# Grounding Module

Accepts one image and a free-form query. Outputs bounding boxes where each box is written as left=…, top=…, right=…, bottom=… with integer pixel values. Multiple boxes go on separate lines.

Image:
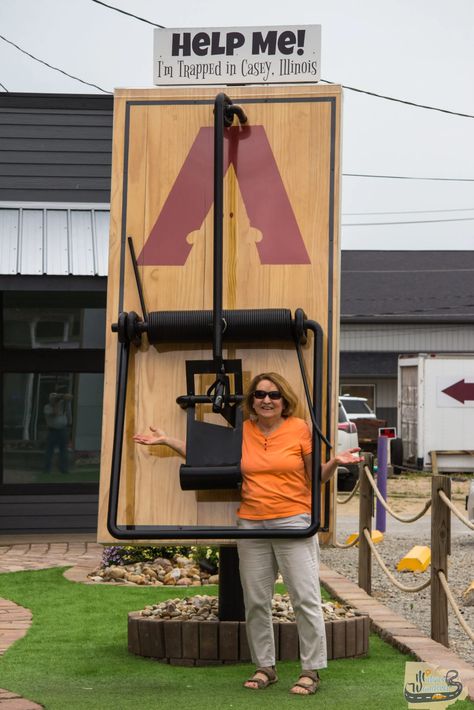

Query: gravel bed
left=320, top=533, right=474, bottom=665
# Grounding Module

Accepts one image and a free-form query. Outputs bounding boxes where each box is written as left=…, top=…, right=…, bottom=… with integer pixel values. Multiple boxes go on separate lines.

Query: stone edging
left=127, top=613, right=370, bottom=665
left=0, top=599, right=43, bottom=709
left=319, top=563, right=474, bottom=701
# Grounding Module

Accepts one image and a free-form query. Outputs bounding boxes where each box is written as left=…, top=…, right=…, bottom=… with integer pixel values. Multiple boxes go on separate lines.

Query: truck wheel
left=390, top=438, right=403, bottom=473
left=337, top=465, right=359, bottom=492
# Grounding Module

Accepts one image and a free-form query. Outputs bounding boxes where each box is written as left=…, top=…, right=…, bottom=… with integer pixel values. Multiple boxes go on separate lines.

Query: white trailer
left=398, top=354, right=474, bottom=472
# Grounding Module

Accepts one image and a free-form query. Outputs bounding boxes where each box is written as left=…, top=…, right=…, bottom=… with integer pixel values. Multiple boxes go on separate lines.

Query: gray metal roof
left=0, top=202, right=109, bottom=276
left=341, top=250, right=474, bottom=323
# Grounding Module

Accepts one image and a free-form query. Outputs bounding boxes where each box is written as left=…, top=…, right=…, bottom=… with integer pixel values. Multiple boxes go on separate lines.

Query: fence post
left=358, top=460, right=373, bottom=594
left=431, top=474, right=451, bottom=646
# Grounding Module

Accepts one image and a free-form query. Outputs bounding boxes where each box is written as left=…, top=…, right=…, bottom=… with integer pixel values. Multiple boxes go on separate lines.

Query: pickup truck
left=339, top=395, right=385, bottom=452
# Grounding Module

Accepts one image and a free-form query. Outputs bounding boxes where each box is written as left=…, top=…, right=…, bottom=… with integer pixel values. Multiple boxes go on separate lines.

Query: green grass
left=0, top=568, right=470, bottom=710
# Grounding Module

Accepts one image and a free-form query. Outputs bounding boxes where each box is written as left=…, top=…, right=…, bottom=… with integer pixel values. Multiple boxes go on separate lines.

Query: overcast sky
left=0, top=0, right=473, bottom=250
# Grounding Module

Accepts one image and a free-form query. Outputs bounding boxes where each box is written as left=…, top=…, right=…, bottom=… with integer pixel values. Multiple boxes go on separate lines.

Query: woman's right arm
left=133, top=426, right=186, bottom=458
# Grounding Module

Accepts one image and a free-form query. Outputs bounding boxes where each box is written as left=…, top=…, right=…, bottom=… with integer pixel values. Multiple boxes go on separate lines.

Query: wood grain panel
left=98, top=84, right=341, bottom=544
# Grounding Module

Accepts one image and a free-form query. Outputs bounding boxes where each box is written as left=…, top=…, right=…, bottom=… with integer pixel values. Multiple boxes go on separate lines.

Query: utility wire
left=342, top=217, right=474, bottom=226
left=320, top=79, right=474, bottom=119
left=343, top=173, right=474, bottom=182
left=0, top=33, right=112, bottom=94
left=0, top=30, right=471, bottom=185
left=343, top=207, right=474, bottom=216
left=0, top=80, right=8, bottom=92
left=89, top=1, right=474, bottom=120
left=91, top=0, right=164, bottom=27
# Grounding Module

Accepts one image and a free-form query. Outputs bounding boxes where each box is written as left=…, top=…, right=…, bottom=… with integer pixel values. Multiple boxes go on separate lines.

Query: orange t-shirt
left=238, top=417, right=312, bottom=520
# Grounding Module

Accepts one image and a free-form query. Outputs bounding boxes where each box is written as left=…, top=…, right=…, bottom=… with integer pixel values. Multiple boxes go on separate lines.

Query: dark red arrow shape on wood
left=442, top=379, right=474, bottom=404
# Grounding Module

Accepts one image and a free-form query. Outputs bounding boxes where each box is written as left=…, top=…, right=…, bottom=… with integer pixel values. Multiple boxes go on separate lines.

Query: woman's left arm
left=304, top=448, right=362, bottom=484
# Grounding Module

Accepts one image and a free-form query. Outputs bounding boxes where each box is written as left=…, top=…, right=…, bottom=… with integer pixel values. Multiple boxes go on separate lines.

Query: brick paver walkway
left=0, top=540, right=102, bottom=708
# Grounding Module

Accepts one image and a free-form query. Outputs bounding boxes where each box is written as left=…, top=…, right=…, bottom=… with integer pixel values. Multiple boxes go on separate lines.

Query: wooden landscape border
left=128, top=612, right=369, bottom=665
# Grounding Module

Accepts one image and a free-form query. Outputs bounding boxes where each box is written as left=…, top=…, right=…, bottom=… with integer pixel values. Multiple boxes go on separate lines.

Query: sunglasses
left=253, top=390, right=282, bottom=400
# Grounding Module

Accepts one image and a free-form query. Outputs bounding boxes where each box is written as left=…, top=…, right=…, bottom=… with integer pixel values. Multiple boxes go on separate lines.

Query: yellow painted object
left=345, top=530, right=384, bottom=546
left=397, top=545, right=431, bottom=573
left=461, top=580, right=474, bottom=606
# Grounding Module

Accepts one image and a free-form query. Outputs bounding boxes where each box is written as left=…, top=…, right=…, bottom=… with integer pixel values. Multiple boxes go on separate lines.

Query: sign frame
left=153, top=25, right=321, bottom=86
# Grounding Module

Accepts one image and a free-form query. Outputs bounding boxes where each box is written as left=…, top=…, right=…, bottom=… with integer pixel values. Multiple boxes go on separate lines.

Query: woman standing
left=133, top=372, right=361, bottom=695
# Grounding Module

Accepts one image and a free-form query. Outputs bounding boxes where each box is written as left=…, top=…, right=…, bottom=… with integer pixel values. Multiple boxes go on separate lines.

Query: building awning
left=0, top=202, right=109, bottom=277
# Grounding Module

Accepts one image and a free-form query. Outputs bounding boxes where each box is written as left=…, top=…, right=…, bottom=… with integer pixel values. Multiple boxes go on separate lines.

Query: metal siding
left=19, top=209, right=43, bottom=274
left=93, top=210, right=109, bottom=277
left=70, top=210, right=94, bottom=275
left=45, top=210, right=69, bottom=275
left=341, top=324, right=474, bottom=352
left=0, top=97, right=112, bottom=203
left=0, top=209, right=19, bottom=273
left=373, top=378, right=397, bottom=408
left=0, top=204, right=109, bottom=276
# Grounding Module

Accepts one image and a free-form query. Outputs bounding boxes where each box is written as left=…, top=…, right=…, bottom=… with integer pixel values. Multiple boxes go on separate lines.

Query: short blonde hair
left=243, top=372, right=298, bottom=419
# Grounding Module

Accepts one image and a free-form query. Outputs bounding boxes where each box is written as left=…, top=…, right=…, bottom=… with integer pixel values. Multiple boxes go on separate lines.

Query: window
left=0, top=289, right=105, bottom=493
left=3, top=372, right=103, bottom=486
left=3, top=292, right=105, bottom=349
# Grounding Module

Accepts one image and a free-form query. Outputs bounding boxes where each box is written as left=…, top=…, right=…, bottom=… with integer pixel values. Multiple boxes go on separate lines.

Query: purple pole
left=375, top=436, right=388, bottom=533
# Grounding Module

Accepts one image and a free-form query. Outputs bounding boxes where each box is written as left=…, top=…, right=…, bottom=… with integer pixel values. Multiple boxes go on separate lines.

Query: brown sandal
left=244, top=666, right=278, bottom=690
left=290, top=670, right=320, bottom=695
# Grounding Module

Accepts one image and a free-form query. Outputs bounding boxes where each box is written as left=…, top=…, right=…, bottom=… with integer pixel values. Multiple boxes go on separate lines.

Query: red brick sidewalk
left=0, top=538, right=102, bottom=708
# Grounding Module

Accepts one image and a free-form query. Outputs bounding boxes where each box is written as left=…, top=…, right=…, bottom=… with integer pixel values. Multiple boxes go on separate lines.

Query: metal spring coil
left=146, top=308, right=294, bottom=343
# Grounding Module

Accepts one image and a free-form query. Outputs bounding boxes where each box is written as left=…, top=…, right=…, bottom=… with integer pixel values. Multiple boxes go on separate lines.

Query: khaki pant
left=237, top=513, right=327, bottom=670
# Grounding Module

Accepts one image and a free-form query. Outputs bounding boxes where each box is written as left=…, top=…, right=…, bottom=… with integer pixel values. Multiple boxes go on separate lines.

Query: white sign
left=153, top=25, right=321, bottom=86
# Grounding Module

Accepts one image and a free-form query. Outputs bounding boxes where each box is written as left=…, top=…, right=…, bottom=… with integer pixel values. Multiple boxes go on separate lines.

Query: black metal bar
left=106, top=315, right=324, bottom=540
left=300, top=320, right=324, bottom=534
left=105, top=523, right=320, bottom=540
left=213, top=93, right=227, bottom=365
left=127, top=236, right=148, bottom=321
left=295, top=332, right=331, bottom=449
left=218, top=546, right=245, bottom=621
left=176, top=394, right=243, bottom=407
left=305, top=320, right=330, bottom=533
left=107, top=341, right=130, bottom=537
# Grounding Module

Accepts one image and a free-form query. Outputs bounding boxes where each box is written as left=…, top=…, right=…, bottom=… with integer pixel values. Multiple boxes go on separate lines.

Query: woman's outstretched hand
left=334, top=447, right=363, bottom=466
left=133, top=427, right=186, bottom=457
left=320, top=447, right=363, bottom=483
left=133, top=426, right=168, bottom=446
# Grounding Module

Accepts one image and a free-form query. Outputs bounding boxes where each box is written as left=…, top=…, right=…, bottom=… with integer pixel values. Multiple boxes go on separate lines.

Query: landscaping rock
left=135, top=593, right=357, bottom=623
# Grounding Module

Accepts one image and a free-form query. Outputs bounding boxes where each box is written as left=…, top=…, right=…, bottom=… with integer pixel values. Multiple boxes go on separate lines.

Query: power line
left=320, top=79, right=474, bottom=119
left=0, top=80, right=8, bottom=92
left=88, top=2, right=474, bottom=120
left=342, top=207, right=474, bottom=216
left=0, top=33, right=112, bottom=94
left=343, top=173, right=474, bottom=182
left=342, top=217, right=474, bottom=227
left=91, top=0, right=164, bottom=27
